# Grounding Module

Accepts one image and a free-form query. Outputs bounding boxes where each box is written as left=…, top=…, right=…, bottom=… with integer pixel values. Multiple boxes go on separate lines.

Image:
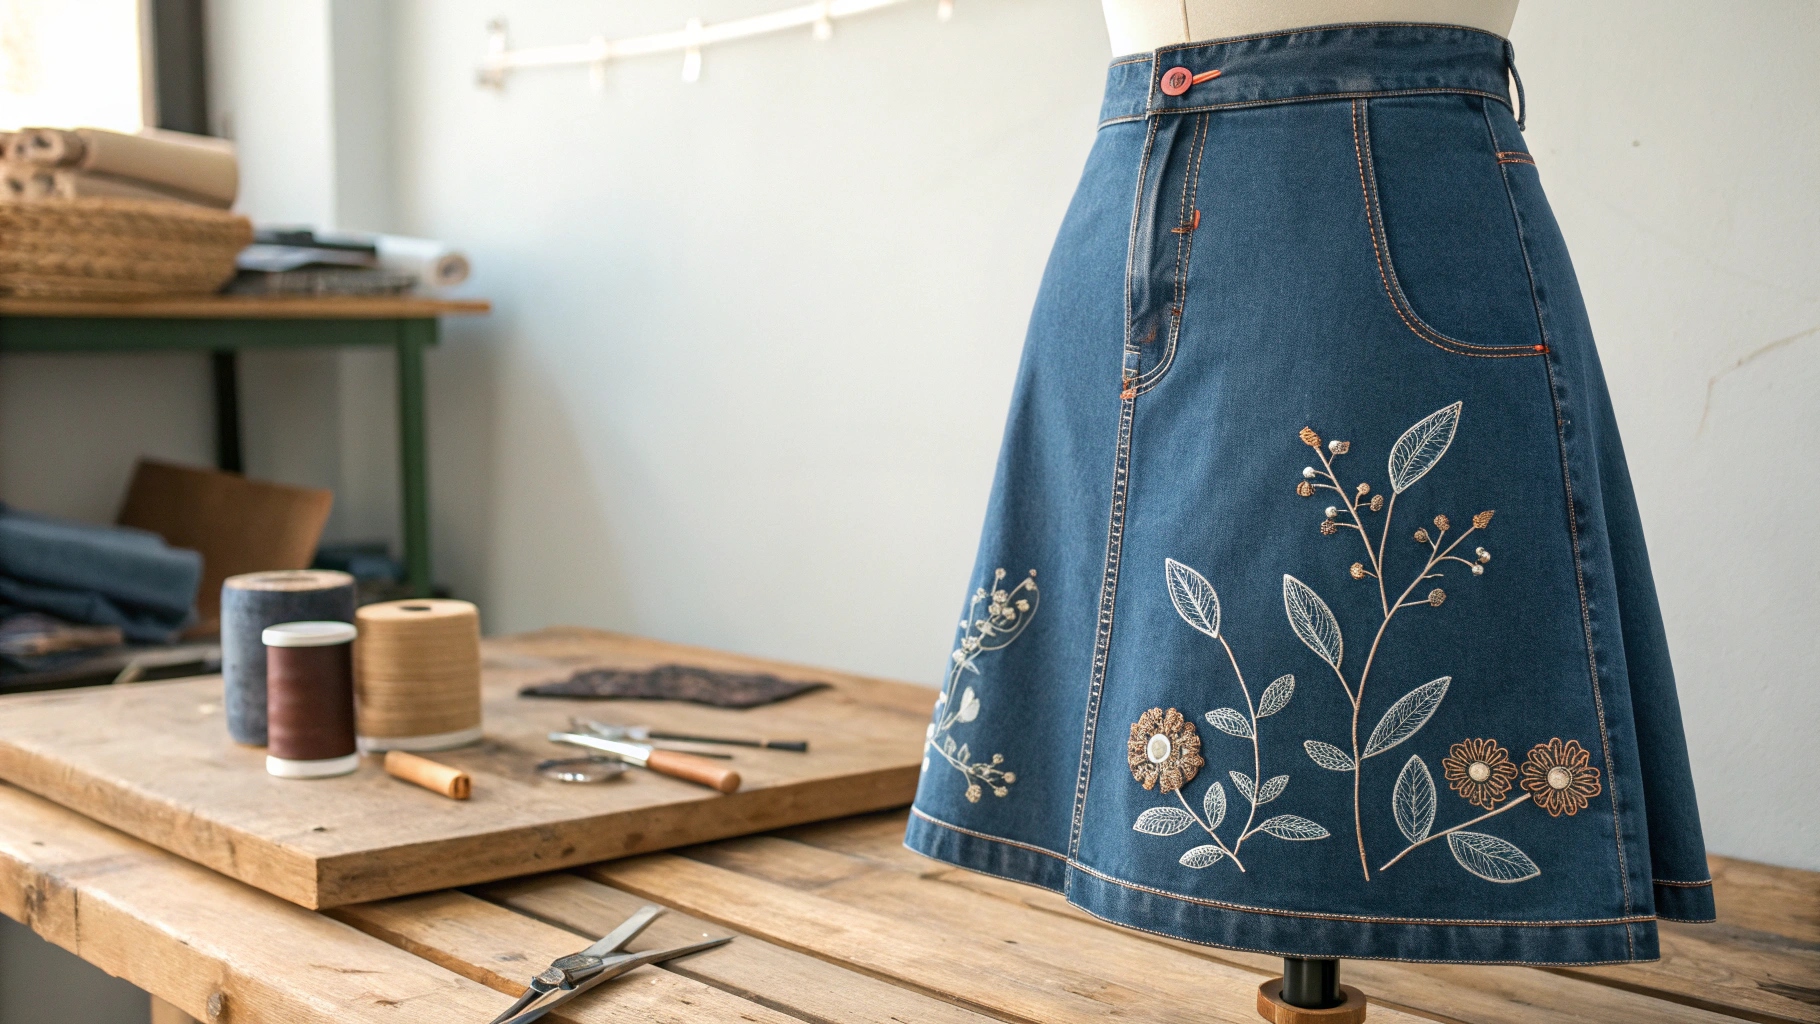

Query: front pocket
left=1351, top=98, right=1546, bottom=360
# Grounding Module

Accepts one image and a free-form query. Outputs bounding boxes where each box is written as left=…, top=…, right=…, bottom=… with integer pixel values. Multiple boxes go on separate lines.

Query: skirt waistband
left=1099, top=22, right=1520, bottom=128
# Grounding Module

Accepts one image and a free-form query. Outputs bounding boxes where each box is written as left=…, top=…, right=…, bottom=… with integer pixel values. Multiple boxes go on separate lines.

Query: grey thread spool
left=221, top=570, right=356, bottom=746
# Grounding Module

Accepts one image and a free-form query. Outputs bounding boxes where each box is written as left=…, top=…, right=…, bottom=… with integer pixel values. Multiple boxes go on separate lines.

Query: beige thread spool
left=353, top=599, right=483, bottom=752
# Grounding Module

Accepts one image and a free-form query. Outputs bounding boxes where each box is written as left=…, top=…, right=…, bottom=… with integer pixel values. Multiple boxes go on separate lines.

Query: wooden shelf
left=0, top=294, right=491, bottom=320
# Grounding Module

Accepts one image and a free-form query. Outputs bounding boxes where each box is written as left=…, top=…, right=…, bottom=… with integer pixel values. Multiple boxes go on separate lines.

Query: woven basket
left=0, top=197, right=250, bottom=300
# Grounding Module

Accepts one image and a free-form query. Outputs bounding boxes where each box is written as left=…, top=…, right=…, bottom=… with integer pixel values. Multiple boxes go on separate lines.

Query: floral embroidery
left=1520, top=738, right=1602, bottom=817
left=1129, top=707, right=1203, bottom=793
left=1127, top=559, right=1330, bottom=873
left=1287, top=402, right=1507, bottom=880
left=1377, top=736, right=1602, bottom=882
left=1442, top=738, right=1517, bottom=810
left=925, top=567, right=1038, bottom=802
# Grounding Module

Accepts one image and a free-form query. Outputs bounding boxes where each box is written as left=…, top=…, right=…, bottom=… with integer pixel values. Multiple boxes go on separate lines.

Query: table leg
left=210, top=350, right=242, bottom=473
left=397, top=320, right=434, bottom=596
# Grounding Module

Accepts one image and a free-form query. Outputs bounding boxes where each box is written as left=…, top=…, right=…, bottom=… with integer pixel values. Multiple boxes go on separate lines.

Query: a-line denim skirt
left=904, top=23, right=1715, bottom=965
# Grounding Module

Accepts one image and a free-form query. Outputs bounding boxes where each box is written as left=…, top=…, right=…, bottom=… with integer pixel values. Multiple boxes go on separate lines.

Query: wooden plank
left=480, top=871, right=1001, bottom=1024
left=0, top=782, right=508, bottom=1023
left=0, top=628, right=927, bottom=908
left=585, top=852, right=1438, bottom=1024
left=0, top=294, right=491, bottom=319
left=331, top=890, right=795, bottom=1023
left=1706, top=854, right=1820, bottom=943
left=781, top=811, right=1820, bottom=1024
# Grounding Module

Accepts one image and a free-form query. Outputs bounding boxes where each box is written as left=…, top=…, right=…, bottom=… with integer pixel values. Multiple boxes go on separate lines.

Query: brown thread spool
left=354, top=599, right=483, bottom=752
left=263, top=621, right=359, bottom=779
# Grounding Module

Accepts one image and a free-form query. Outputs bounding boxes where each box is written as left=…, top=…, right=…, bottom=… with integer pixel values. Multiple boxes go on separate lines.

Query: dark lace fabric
left=519, top=664, right=828, bottom=708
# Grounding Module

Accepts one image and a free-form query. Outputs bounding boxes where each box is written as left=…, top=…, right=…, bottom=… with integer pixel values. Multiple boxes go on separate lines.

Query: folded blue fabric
left=0, top=506, right=201, bottom=641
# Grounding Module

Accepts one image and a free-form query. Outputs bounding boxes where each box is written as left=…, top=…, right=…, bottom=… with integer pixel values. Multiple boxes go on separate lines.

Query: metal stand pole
left=1279, top=957, right=1342, bottom=1009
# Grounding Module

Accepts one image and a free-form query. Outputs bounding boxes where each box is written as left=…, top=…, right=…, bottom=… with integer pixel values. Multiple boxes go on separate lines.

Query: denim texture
left=905, top=24, right=1714, bottom=964
left=0, top=506, right=201, bottom=642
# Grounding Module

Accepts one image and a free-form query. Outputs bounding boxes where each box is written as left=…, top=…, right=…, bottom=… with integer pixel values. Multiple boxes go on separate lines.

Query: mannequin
left=1103, top=0, right=1518, bottom=54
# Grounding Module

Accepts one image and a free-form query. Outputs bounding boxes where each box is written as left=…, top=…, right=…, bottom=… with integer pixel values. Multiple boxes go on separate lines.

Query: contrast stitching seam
left=1133, top=111, right=1209, bottom=396
left=915, top=810, right=1655, bottom=929
left=1067, top=901, right=1659, bottom=967
left=1350, top=99, right=1540, bottom=359
left=1155, top=87, right=1511, bottom=118
left=911, top=806, right=1068, bottom=860
left=1497, top=151, right=1537, bottom=166
left=1483, top=100, right=1635, bottom=947
left=1653, top=878, right=1714, bottom=888
left=1098, top=114, right=1149, bottom=129
left=1070, top=115, right=1159, bottom=873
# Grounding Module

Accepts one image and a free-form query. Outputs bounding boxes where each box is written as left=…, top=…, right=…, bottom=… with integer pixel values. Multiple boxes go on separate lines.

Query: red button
left=1159, top=66, right=1193, bottom=97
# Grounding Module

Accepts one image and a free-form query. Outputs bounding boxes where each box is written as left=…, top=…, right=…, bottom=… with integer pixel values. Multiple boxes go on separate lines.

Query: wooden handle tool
left=384, top=750, right=471, bottom=799
left=548, top=732, right=741, bottom=793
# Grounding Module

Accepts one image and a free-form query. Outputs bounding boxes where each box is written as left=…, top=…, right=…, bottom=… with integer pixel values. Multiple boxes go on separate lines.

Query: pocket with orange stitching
left=1352, top=96, right=1547, bottom=359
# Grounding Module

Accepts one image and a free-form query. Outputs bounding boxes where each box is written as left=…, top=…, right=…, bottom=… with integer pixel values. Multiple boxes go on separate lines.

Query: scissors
left=486, top=904, right=731, bottom=1024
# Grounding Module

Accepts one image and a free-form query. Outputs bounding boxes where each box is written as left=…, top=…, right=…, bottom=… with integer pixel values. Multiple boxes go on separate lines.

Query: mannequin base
left=1256, top=981, right=1368, bottom=1024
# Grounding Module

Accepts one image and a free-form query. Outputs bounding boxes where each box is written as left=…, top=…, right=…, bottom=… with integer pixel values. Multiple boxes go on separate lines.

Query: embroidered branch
left=925, top=567, right=1038, bottom=803
left=1127, top=559, right=1330, bottom=874
left=1290, top=401, right=1501, bottom=880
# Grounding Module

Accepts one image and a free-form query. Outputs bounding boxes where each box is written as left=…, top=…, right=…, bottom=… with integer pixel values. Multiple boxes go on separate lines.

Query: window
left=0, top=0, right=144, bottom=132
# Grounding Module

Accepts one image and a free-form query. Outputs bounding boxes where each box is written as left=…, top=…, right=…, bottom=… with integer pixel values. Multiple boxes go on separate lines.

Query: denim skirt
left=904, top=24, right=1715, bottom=965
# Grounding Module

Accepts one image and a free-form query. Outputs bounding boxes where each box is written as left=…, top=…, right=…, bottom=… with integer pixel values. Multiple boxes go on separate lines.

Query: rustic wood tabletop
left=0, top=633, right=1812, bottom=1024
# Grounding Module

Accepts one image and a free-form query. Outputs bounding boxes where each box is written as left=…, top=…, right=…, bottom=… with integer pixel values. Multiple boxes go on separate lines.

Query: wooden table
left=0, top=295, right=491, bottom=596
left=1, top=789, right=1813, bottom=1023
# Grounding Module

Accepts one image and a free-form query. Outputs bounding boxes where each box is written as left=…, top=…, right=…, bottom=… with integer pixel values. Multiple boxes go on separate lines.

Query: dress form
left=1103, top=0, right=1518, bottom=54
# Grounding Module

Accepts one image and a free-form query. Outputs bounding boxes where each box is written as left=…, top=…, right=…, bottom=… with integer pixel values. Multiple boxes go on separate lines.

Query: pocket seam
left=1130, top=112, right=1211, bottom=397
left=1351, top=99, right=1545, bottom=360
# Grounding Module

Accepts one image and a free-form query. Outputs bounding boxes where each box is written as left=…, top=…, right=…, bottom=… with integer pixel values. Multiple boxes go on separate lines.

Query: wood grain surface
left=1, top=780, right=1811, bottom=1024
left=0, top=629, right=929, bottom=908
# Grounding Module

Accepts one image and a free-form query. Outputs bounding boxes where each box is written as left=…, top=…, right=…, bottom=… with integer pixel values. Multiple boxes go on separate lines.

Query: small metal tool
left=549, top=732, right=742, bottom=793
left=494, top=934, right=732, bottom=1024
left=575, top=717, right=809, bottom=752
left=486, top=904, right=662, bottom=1024
left=534, top=756, right=628, bottom=783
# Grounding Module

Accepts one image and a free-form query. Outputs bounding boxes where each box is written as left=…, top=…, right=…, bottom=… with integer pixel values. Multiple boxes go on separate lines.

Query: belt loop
left=1504, top=38, right=1527, bottom=131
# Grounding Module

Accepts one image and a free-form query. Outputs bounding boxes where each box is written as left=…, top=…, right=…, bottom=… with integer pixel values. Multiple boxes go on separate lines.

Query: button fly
left=1159, top=66, right=1193, bottom=96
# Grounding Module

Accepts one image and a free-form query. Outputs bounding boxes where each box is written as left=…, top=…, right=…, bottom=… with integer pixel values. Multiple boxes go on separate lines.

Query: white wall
left=2, top=1, right=1812, bottom=870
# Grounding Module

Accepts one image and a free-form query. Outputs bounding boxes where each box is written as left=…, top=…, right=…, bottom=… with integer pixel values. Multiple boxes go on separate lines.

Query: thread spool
left=221, top=570, right=357, bottom=746
left=354, top=599, right=483, bottom=752
left=263, top=621, right=359, bottom=779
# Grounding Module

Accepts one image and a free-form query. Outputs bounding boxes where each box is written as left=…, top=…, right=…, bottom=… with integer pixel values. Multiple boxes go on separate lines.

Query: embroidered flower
left=1300, top=427, right=1323, bottom=449
left=1369, top=494, right=1385, bottom=511
left=1520, top=738, right=1602, bottom=817
left=1414, top=527, right=1430, bottom=544
left=1350, top=562, right=1366, bottom=579
left=1441, top=739, right=1517, bottom=809
left=1329, top=440, right=1350, bottom=455
left=1128, top=707, right=1203, bottom=793
left=1433, top=514, right=1450, bottom=532
left=1296, top=481, right=1315, bottom=497
left=1319, top=519, right=1339, bottom=536
left=1427, top=588, right=1446, bottom=606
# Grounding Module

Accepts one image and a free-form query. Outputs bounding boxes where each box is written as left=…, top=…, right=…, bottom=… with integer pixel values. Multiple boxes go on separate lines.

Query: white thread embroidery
left=925, top=567, right=1038, bottom=803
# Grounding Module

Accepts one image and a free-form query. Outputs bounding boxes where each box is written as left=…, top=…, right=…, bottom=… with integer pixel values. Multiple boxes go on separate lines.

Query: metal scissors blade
left=484, top=905, right=665, bottom=1024
left=496, top=936, right=732, bottom=1024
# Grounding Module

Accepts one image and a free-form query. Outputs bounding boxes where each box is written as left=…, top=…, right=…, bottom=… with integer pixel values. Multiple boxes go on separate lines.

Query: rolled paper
left=354, top=599, right=483, bottom=752
left=384, top=750, right=471, bottom=800
left=221, top=570, right=356, bottom=746
left=375, top=235, right=470, bottom=289
left=264, top=621, right=359, bottom=779
left=8, top=127, right=237, bottom=207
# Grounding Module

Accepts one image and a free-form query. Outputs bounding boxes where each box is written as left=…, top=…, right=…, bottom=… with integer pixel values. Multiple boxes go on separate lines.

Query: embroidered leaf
left=1448, top=831, right=1541, bottom=883
left=1164, top=558, right=1221, bottom=638
left=1304, top=740, right=1355, bottom=772
left=1179, top=844, right=1225, bottom=868
left=1283, top=575, right=1343, bottom=670
left=1393, top=754, right=1436, bottom=844
left=1205, top=708, right=1253, bottom=739
left=956, top=744, right=970, bottom=763
left=943, top=736, right=956, bottom=756
left=1256, top=674, right=1295, bottom=717
left=1363, top=676, right=1451, bottom=759
left=1257, top=774, right=1289, bottom=805
left=957, top=687, right=980, bottom=723
left=1258, top=814, right=1331, bottom=841
left=1229, top=770, right=1255, bottom=804
left=1133, top=806, right=1195, bottom=837
left=1388, top=401, right=1463, bottom=493
left=1202, top=779, right=1226, bottom=831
